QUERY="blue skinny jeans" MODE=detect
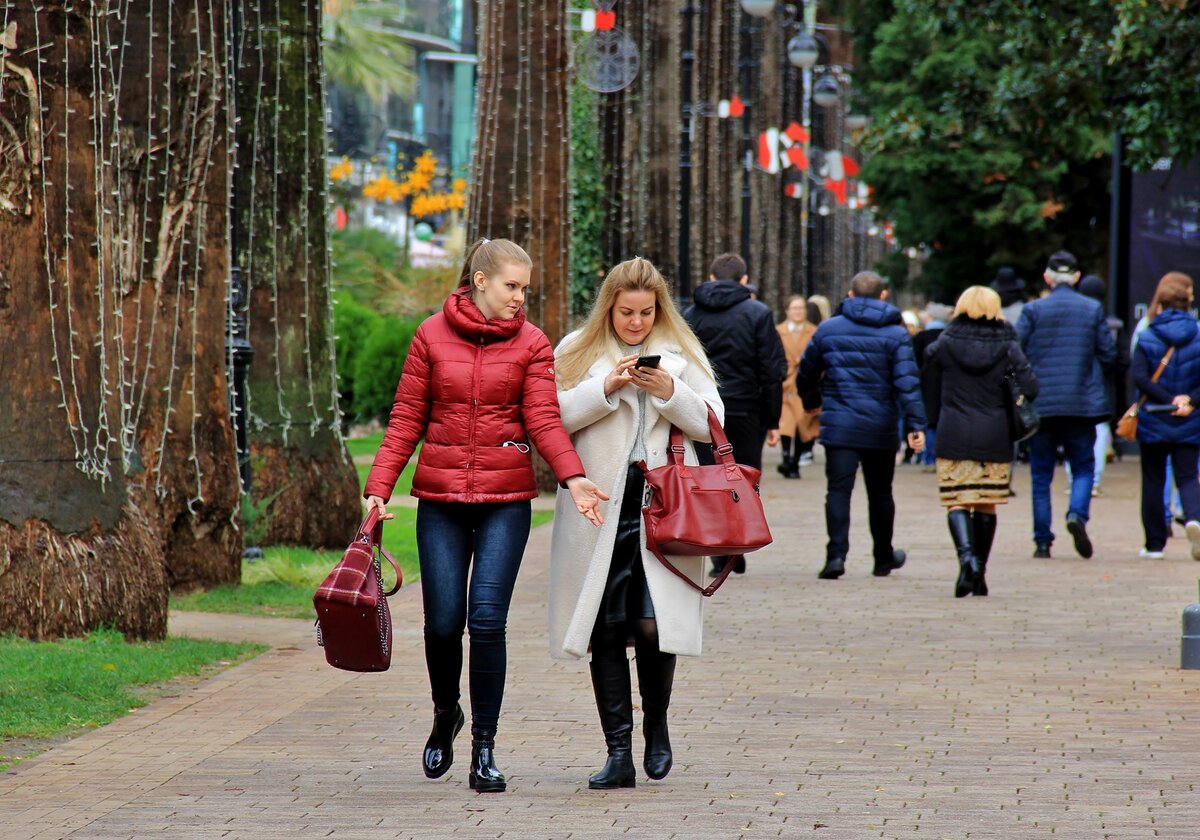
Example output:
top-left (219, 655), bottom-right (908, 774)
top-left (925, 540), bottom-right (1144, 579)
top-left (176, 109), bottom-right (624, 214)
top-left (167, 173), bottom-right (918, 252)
top-left (415, 499), bottom-right (531, 734)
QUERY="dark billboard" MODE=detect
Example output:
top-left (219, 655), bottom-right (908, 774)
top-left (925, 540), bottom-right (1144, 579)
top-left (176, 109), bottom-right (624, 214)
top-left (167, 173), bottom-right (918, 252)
top-left (1126, 158), bottom-right (1200, 327)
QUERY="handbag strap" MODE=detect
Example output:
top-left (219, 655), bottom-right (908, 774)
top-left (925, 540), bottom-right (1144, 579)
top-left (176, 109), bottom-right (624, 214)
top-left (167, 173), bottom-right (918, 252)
top-left (1135, 346), bottom-right (1176, 411)
top-left (356, 508), bottom-right (402, 596)
top-left (642, 529), bottom-right (737, 597)
top-left (668, 406), bottom-right (738, 477)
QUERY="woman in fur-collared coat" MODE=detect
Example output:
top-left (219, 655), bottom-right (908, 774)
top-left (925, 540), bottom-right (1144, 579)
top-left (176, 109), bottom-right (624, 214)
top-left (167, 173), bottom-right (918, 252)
top-left (550, 257), bottom-right (723, 791)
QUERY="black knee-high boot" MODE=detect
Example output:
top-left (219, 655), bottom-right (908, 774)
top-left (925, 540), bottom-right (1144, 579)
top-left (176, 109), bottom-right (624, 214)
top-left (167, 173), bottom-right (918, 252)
top-left (777, 436), bottom-right (793, 475)
top-left (634, 635), bottom-right (676, 780)
top-left (972, 512), bottom-right (997, 596)
top-left (588, 658), bottom-right (636, 788)
top-left (947, 508), bottom-right (979, 598)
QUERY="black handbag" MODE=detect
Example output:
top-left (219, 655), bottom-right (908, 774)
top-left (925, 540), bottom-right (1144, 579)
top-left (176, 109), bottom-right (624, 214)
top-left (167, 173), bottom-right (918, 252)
top-left (1003, 370), bottom-right (1039, 442)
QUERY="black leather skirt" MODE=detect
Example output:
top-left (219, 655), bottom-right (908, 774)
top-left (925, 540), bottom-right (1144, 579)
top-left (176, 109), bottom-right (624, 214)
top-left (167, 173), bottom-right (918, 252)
top-left (596, 463), bottom-right (656, 625)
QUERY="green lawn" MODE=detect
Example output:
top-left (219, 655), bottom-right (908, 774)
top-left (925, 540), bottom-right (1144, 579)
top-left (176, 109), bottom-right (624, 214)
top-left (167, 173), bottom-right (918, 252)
top-left (173, 508), bottom-right (554, 620)
top-left (0, 629), bottom-right (262, 771)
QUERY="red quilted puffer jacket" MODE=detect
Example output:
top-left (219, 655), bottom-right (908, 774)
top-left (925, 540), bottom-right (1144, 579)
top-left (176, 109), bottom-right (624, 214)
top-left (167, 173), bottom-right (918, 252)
top-left (364, 290), bottom-right (585, 503)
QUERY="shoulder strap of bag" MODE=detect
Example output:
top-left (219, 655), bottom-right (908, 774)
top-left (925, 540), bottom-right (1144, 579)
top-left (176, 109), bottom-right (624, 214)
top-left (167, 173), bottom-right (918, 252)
top-left (668, 406), bottom-right (733, 467)
top-left (1151, 346), bottom-right (1175, 383)
top-left (1134, 346), bottom-right (1176, 412)
top-left (358, 508), bottom-right (402, 596)
top-left (644, 537), bottom-right (737, 597)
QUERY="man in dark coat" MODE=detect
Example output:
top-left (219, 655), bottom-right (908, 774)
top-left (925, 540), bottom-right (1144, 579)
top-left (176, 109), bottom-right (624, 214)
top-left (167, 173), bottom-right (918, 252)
top-left (797, 271), bottom-right (928, 580)
top-left (684, 252), bottom-right (787, 575)
top-left (1016, 251), bottom-right (1117, 559)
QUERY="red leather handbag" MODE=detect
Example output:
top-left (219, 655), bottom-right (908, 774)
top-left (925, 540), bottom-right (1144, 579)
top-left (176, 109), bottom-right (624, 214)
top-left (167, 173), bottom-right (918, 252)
top-left (314, 508), bottom-right (402, 672)
top-left (639, 406), bottom-right (773, 596)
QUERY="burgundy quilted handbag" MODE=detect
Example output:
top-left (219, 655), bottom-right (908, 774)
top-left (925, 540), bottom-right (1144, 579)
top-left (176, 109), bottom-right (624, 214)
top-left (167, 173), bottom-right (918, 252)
top-left (314, 508), bottom-right (402, 672)
top-left (638, 406), bottom-right (773, 596)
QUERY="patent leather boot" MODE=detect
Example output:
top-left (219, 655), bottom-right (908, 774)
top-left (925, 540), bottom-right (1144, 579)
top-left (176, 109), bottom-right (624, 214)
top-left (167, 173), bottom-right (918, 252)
top-left (588, 659), bottom-right (636, 789)
top-left (467, 730), bottom-right (506, 792)
top-left (972, 512), bottom-right (997, 597)
top-left (636, 646), bottom-right (676, 780)
top-left (422, 703), bottom-right (464, 778)
top-left (948, 509), bottom-right (979, 598)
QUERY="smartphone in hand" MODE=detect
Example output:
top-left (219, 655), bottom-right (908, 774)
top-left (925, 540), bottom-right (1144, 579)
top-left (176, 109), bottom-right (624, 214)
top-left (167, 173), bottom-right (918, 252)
top-left (635, 355), bottom-right (661, 369)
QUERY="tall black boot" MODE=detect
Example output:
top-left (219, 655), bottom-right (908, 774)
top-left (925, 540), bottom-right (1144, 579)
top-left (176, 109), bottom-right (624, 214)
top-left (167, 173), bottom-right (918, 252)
top-left (777, 436), bottom-right (793, 476)
top-left (422, 703), bottom-right (464, 778)
top-left (972, 512), bottom-right (997, 597)
top-left (947, 508), bottom-right (979, 598)
top-left (635, 642), bottom-right (676, 780)
top-left (588, 658), bottom-right (636, 789)
top-left (467, 729), bottom-right (506, 792)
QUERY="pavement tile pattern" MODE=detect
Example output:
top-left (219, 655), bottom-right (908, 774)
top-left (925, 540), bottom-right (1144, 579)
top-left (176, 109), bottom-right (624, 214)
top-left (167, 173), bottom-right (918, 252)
top-left (2, 455), bottom-right (1199, 839)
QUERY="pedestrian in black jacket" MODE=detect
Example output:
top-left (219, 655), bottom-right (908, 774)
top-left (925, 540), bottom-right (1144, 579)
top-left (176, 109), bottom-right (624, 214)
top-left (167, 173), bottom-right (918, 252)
top-left (684, 252), bottom-right (787, 576)
top-left (922, 286), bottom-right (1038, 597)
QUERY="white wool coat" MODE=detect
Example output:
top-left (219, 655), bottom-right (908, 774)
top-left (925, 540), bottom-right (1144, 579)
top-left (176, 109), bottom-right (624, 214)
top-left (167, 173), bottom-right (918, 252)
top-left (548, 330), bottom-right (724, 660)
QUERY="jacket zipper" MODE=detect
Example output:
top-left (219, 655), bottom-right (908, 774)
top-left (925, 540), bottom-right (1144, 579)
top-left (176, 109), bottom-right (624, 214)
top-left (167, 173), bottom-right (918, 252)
top-left (468, 336), bottom-right (484, 497)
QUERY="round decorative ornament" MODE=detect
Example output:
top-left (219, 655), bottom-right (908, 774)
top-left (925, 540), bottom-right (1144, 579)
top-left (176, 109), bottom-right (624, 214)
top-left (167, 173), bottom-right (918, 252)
top-left (414, 221), bottom-right (434, 241)
top-left (575, 26), bottom-right (640, 93)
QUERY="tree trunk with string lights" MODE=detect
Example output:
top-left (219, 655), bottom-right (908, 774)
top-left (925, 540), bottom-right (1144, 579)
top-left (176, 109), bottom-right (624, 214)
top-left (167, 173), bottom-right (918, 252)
top-left (470, 0), bottom-right (572, 492)
top-left (0, 2), bottom-right (241, 637)
top-left (238, 0), bottom-right (361, 548)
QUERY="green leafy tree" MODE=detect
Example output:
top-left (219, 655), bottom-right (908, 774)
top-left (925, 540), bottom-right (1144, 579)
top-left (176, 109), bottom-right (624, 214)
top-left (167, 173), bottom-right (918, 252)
top-left (838, 0), bottom-right (1200, 298)
top-left (323, 0), bottom-right (416, 103)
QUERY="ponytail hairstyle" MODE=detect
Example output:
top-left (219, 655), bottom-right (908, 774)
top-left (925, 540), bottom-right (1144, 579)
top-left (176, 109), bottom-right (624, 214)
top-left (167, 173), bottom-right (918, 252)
top-left (457, 238), bottom-right (533, 297)
top-left (555, 257), bottom-right (714, 390)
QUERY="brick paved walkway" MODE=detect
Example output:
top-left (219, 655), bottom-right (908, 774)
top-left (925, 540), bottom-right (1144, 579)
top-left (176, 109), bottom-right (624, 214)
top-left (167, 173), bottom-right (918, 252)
top-left (4, 453), bottom-right (1199, 839)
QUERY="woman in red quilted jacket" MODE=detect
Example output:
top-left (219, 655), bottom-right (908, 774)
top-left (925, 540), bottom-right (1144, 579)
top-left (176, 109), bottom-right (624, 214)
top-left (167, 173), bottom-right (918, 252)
top-left (364, 238), bottom-right (608, 793)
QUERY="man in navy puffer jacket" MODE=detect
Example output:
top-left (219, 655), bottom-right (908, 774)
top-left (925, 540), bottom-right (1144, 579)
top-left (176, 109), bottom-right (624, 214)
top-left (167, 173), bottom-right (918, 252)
top-left (1016, 250), bottom-right (1117, 560)
top-left (797, 271), bottom-right (927, 580)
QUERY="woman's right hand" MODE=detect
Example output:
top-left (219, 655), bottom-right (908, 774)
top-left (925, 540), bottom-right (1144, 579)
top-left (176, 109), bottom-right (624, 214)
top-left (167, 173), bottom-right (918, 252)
top-left (366, 495), bottom-right (395, 521)
top-left (604, 354), bottom-right (640, 397)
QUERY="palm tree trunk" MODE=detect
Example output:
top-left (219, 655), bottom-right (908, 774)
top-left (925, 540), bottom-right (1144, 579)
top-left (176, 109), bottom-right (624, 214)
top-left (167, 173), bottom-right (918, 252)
top-left (237, 0), bottom-right (361, 548)
top-left (0, 1), bottom-right (240, 637)
top-left (469, 0), bottom-right (571, 347)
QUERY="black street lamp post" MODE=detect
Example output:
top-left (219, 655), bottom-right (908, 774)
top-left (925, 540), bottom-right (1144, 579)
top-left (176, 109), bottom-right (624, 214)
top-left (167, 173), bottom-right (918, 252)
top-left (228, 0), bottom-right (254, 495)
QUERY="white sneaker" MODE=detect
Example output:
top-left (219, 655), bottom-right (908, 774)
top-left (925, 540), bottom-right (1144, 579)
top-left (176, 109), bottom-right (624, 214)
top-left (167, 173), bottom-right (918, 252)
top-left (1139, 548), bottom-right (1165, 559)
top-left (1186, 520), bottom-right (1200, 561)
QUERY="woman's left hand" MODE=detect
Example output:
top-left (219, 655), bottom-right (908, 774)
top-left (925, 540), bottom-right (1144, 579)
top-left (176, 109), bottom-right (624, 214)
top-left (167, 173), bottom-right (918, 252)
top-left (1172, 395), bottom-right (1194, 417)
top-left (629, 364), bottom-right (674, 400)
top-left (565, 476), bottom-right (610, 527)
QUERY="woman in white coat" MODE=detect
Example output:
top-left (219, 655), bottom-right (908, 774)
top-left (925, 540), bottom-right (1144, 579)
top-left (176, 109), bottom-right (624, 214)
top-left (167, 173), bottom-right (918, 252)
top-left (550, 258), bottom-right (723, 789)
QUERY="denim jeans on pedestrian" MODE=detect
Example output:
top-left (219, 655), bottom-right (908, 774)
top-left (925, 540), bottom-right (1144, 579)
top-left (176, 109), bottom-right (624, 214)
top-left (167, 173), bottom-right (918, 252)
top-left (1027, 419), bottom-right (1097, 546)
top-left (415, 499), bottom-right (531, 734)
top-left (823, 445), bottom-right (897, 565)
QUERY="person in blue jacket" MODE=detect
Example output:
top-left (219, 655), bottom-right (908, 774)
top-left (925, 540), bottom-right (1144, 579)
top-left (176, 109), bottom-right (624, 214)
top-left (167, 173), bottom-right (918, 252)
top-left (797, 271), bottom-right (927, 580)
top-left (1016, 251), bottom-right (1117, 560)
top-left (1131, 271), bottom-right (1200, 560)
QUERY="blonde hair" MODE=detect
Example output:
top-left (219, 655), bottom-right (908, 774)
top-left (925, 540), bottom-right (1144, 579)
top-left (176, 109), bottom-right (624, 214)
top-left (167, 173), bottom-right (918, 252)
top-left (808, 294), bottom-right (832, 322)
top-left (457, 238), bottom-right (533, 295)
top-left (953, 285), bottom-right (1003, 320)
top-left (555, 258), bottom-right (714, 389)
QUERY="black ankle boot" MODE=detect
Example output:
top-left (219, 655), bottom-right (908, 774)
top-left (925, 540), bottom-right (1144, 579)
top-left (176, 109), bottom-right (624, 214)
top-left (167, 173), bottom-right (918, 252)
top-left (777, 437), bottom-right (793, 475)
top-left (422, 703), bottom-right (464, 778)
top-left (468, 730), bottom-right (506, 792)
top-left (635, 647), bottom-right (676, 780)
top-left (947, 509), bottom-right (979, 598)
top-left (972, 512), bottom-right (997, 597)
top-left (588, 659), bottom-right (636, 789)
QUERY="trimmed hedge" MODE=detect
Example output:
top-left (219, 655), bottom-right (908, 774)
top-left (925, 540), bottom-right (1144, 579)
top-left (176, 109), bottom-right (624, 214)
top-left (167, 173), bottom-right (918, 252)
top-left (333, 295), bottom-right (422, 425)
